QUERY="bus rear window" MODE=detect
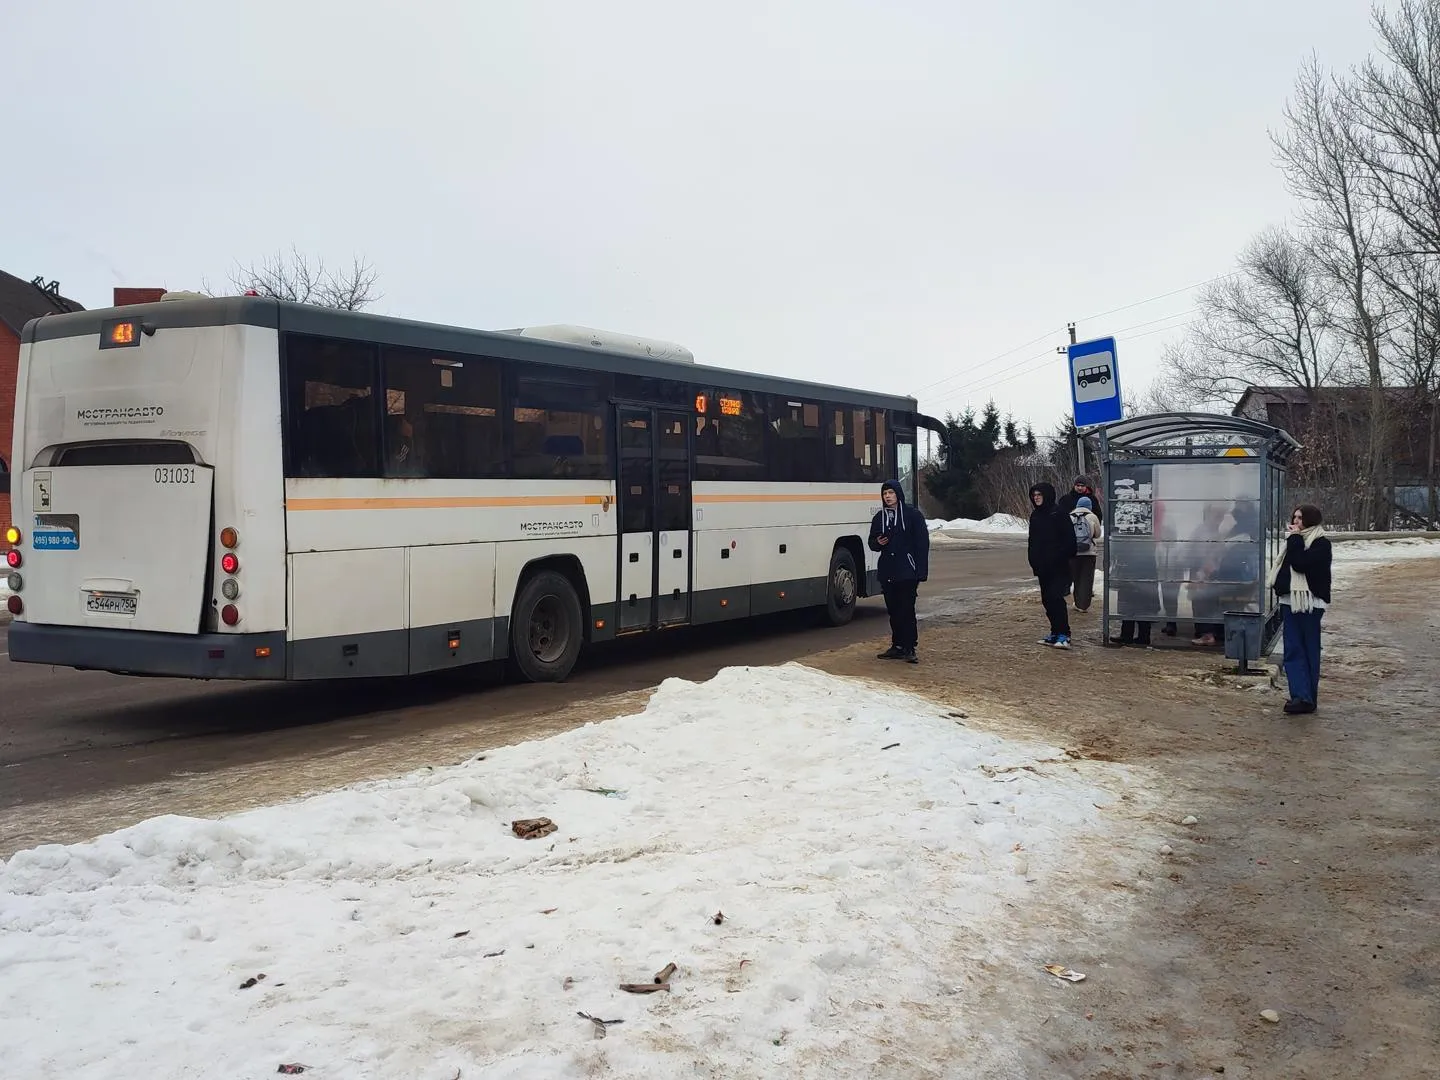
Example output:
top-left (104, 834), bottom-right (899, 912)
top-left (43, 440), bottom-right (199, 467)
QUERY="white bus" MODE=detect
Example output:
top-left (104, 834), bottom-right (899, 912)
top-left (4, 295), bottom-right (941, 683)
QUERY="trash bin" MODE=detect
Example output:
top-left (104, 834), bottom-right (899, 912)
top-left (1223, 610), bottom-right (1263, 673)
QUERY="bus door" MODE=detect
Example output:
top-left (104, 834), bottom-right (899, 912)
top-left (616, 405), bottom-right (693, 631)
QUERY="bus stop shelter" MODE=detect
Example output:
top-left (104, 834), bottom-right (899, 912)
top-left (1095, 412), bottom-right (1301, 657)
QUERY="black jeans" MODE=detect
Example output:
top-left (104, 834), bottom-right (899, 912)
top-left (882, 580), bottom-right (919, 650)
top-left (1039, 573), bottom-right (1072, 637)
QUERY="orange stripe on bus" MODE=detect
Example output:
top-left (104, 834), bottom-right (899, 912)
top-left (693, 493), bottom-right (877, 504)
top-left (286, 495), bottom-right (610, 511)
top-left (286, 492), bottom-right (881, 511)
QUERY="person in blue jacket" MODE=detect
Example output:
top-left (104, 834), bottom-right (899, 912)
top-left (868, 479), bottom-right (929, 663)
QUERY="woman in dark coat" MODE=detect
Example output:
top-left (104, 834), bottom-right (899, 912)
top-left (1267, 504), bottom-right (1332, 714)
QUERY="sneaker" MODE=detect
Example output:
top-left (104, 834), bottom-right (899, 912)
top-left (1283, 698), bottom-right (1316, 715)
top-left (877, 646), bottom-right (906, 660)
top-left (1039, 634), bottom-right (1058, 646)
top-left (903, 648), bottom-right (918, 664)
top-left (1051, 635), bottom-right (1072, 649)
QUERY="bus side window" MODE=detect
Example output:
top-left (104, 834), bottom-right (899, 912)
top-left (283, 335), bottom-right (380, 478)
top-left (380, 346), bottom-right (503, 479)
top-left (694, 391), bottom-right (766, 482)
top-left (766, 396), bottom-right (825, 483)
top-left (513, 365), bottom-right (610, 480)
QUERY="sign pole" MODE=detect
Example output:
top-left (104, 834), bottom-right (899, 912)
top-left (1067, 323), bottom-right (1083, 477)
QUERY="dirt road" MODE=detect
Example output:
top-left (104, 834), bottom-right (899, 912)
top-left (807, 548), bottom-right (1440, 1077)
top-left (0, 536), bottom-right (1031, 856)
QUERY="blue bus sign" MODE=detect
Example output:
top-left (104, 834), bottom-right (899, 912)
top-left (1067, 335), bottom-right (1122, 428)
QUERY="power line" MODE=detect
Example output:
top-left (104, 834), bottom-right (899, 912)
top-left (923, 311), bottom-right (1200, 412)
top-left (925, 349), bottom-right (1060, 410)
top-left (1110, 307), bottom-right (1197, 336)
top-left (910, 325), bottom-right (1065, 396)
top-left (910, 273), bottom-right (1231, 401)
top-left (1074, 272), bottom-right (1236, 324)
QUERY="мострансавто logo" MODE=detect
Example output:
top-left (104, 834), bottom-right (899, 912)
top-left (76, 405), bottom-right (164, 426)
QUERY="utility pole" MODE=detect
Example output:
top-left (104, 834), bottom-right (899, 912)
top-left (1056, 322), bottom-right (1085, 478)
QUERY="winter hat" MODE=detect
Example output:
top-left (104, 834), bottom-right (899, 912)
top-left (1073, 475), bottom-right (1093, 489)
top-left (1076, 496), bottom-right (1092, 510)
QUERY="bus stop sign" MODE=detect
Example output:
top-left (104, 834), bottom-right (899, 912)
top-left (1067, 335), bottom-right (1123, 428)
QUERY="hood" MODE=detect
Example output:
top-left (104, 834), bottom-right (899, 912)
top-left (1030, 481), bottom-right (1057, 512)
top-left (878, 479), bottom-right (908, 532)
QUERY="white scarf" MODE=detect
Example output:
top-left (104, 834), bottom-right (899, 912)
top-left (1267, 524), bottom-right (1326, 613)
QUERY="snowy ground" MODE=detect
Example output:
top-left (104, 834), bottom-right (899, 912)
top-left (0, 665), bottom-right (1139, 1079)
top-left (925, 512), bottom-right (1026, 534)
top-left (1331, 535), bottom-right (1440, 569)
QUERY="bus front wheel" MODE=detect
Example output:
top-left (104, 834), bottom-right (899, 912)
top-left (823, 546), bottom-right (859, 626)
top-left (510, 570), bottom-right (584, 683)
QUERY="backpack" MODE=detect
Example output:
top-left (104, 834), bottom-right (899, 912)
top-left (1070, 511), bottom-right (1093, 553)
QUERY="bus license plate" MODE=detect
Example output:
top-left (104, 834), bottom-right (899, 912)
top-left (86, 592), bottom-right (137, 615)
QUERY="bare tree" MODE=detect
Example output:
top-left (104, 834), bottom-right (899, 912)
top-left (1273, 54), bottom-right (1392, 525)
top-left (1383, 252), bottom-right (1440, 520)
top-left (1136, 357), bottom-right (1217, 414)
top-left (1167, 227), bottom-right (1347, 406)
top-left (1349, 0), bottom-right (1440, 263)
top-left (227, 247), bottom-right (381, 310)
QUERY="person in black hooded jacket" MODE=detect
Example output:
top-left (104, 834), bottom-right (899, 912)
top-left (1028, 481), bottom-right (1079, 647)
top-left (868, 479), bottom-right (929, 662)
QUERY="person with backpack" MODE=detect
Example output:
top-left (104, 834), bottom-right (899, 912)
top-left (1067, 495), bottom-right (1102, 612)
top-left (869, 479), bottom-right (929, 663)
top-left (1028, 481), bottom-right (1079, 648)
top-left (1058, 475), bottom-right (1104, 526)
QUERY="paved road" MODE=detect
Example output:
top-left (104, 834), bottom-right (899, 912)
top-left (0, 538), bottom-right (1031, 819)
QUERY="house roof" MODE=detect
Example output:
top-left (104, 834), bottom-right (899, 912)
top-left (0, 270), bottom-right (85, 337)
top-left (1233, 384), bottom-right (1414, 415)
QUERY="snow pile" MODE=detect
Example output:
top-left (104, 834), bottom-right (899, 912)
top-left (0, 664), bottom-right (1128, 1078)
top-left (1333, 536), bottom-right (1440, 570)
top-left (926, 512), bottom-right (1027, 534)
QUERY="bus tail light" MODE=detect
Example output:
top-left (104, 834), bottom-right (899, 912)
top-left (5, 550), bottom-right (19, 569)
top-left (220, 527), bottom-right (239, 549)
top-left (221, 578), bottom-right (240, 600)
top-left (6, 572), bottom-right (21, 591)
top-left (3, 525), bottom-right (19, 545)
top-left (6, 595), bottom-right (20, 616)
top-left (220, 552), bottom-right (240, 575)
top-left (221, 604), bottom-right (240, 626)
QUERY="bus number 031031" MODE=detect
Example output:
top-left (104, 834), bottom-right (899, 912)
top-left (154, 466), bottom-right (196, 484)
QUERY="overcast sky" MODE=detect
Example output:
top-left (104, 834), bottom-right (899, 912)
top-left (3, 1), bottom-right (1379, 438)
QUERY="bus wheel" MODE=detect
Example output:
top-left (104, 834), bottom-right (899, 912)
top-left (823, 546), bottom-right (859, 626)
top-left (510, 570), bottom-right (583, 682)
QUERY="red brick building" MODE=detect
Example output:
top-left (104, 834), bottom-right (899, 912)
top-left (1, 271), bottom-right (86, 544)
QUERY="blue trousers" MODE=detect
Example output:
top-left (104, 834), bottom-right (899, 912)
top-left (1282, 606), bottom-right (1324, 704)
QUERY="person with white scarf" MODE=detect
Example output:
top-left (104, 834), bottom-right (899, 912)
top-left (1267, 504), bottom-right (1333, 715)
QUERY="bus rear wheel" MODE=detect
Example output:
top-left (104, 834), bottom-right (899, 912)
top-left (510, 570), bottom-right (584, 683)
top-left (823, 546), bottom-right (859, 626)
